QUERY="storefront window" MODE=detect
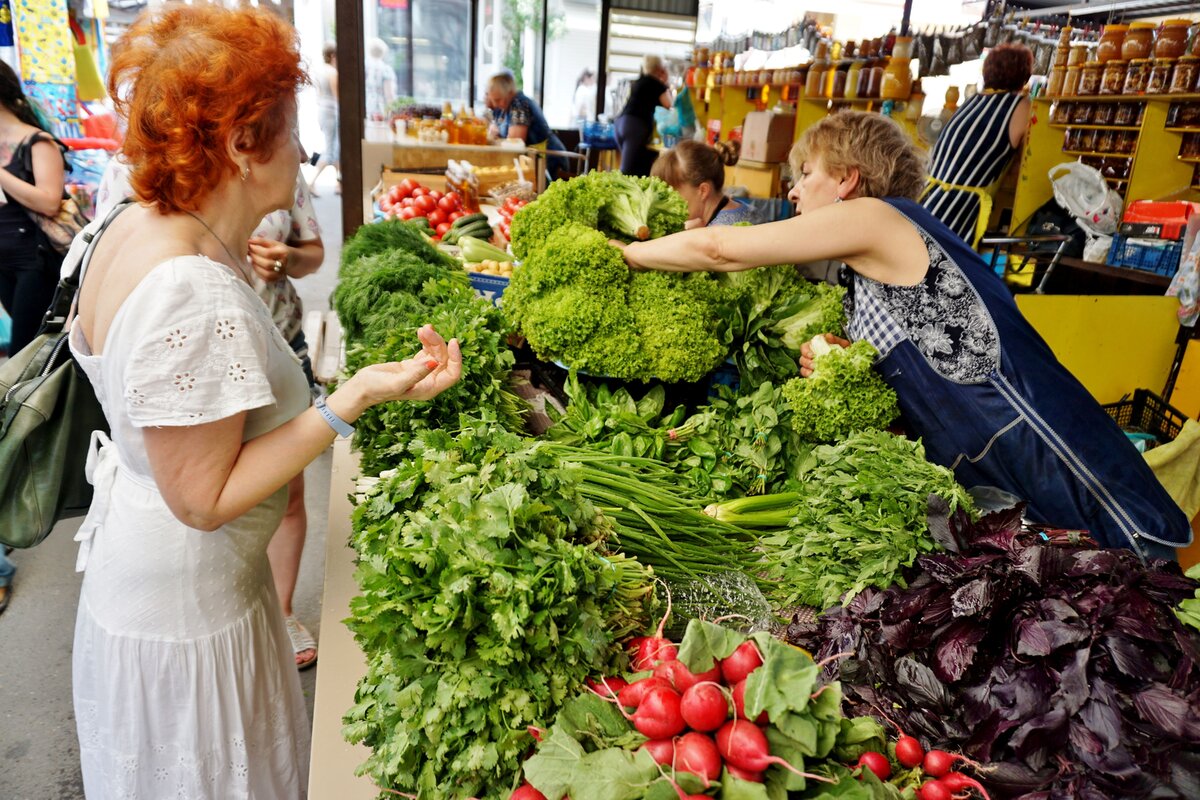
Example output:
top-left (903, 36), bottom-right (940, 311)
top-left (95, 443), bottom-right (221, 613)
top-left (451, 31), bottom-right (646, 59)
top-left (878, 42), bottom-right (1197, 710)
top-left (476, 0), bottom-right (548, 109)
top-left (542, 0), bottom-right (601, 128)
top-left (371, 0), bottom-right (471, 113)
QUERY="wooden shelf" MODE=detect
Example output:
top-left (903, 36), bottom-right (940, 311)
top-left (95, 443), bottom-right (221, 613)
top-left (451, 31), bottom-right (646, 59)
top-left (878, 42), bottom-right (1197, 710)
top-left (1050, 123), bottom-right (1140, 131)
top-left (1044, 94), bottom-right (1147, 103)
top-left (1166, 127), bottom-right (1200, 133)
top-left (1063, 149), bottom-right (1135, 159)
top-left (1179, 155), bottom-right (1200, 163)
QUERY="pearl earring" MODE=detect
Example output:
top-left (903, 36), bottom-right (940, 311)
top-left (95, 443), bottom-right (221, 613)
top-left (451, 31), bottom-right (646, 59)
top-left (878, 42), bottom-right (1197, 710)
top-left (241, 167), bottom-right (249, 181)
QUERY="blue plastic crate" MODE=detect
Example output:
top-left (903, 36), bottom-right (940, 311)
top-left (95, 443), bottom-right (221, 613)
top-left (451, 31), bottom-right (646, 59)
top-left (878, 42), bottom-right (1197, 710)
top-left (467, 271), bottom-right (509, 307)
top-left (1107, 234), bottom-right (1184, 277)
top-left (582, 121), bottom-right (617, 148)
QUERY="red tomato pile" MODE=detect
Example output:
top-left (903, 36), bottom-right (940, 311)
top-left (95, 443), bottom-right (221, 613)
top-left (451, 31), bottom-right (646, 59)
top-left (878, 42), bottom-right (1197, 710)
top-left (495, 195), bottom-right (528, 241)
top-left (379, 178), bottom-right (467, 240)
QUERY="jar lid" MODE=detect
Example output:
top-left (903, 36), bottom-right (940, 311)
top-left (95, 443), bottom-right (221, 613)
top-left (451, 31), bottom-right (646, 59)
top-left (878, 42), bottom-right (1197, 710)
top-left (1128, 22), bottom-right (1156, 30)
top-left (1084, 61), bottom-right (1103, 68)
top-left (1103, 24), bottom-right (1128, 32)
top-left (1163, 19), bottom-right (1192, 27)
top-left (1105, 59), bottom-right (1128, 66)
top-left (1179, 56), bottom-right (1200, 63)
top-left (1128, 58), bottom-right (1151, 65)
top-left (1153, 58), bottom-right (1176, 65)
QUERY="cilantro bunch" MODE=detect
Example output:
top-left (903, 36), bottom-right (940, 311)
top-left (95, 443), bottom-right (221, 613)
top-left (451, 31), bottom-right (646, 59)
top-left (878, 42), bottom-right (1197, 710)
top-left (343, 423), bottom-right (656, 799)
top-left (782, 339), bottom-right (899, 443)
top-left (504, 223), bottom-right (729, 383)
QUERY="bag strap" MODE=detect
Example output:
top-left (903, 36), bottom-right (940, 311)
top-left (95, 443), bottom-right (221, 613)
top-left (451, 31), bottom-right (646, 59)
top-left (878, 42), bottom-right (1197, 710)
top-left (39, 200), bottom-right (134, 336)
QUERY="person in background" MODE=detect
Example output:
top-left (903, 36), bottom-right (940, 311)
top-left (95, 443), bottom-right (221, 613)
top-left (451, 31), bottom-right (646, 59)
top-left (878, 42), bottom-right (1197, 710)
top-left (96, 142), bottom-right (326, 675)
top-left (921, 43), bottom-right (1033, 247)
top-left (69, 6), bottom-right (461, 796)
top-left (486, 71), bottom-right (568, 182)
top-left (365, 37), bottom-right (397, 122)
top-left (651, 139), bottom-right (757, 228)
top-left (0, 59), bottom-right (68, 355)
top-left (310, 41), bottom-right (340, 195)
top-left (0, 547), bottom-right (13, 614)
top-left (616, 111), bottom-right (1189, 562)
top-left (614, 54), bottom-right (672, 177)
top-left (573, 68), bottom-right (597, 127)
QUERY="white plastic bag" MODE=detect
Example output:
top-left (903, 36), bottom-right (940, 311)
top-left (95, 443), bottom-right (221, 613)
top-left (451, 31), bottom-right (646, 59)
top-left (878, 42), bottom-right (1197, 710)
top-left (1084, 234), bottom-right (1113, 263)
top-left (1049, 162), bottom-right (1122, 236)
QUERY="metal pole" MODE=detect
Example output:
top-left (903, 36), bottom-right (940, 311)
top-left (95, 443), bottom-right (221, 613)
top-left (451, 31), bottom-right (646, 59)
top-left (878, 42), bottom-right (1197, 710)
top-left (596, 0), bottom-right (611, 121)
top-left (539, 0), bottom-right (549, 106)
top-left (335, 0), bottom-right (365, 240)
top-left (900, 0), bottom-right (914, 37)
top-left (469, 0), bottom-right (479, 107)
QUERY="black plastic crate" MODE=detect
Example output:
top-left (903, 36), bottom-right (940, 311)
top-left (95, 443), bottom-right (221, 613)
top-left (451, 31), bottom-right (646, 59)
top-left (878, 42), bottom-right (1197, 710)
top-left (1102, 389), bottom-right (1189, 444)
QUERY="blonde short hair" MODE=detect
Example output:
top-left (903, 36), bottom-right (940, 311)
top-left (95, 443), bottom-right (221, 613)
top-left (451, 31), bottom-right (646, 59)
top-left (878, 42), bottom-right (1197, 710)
top-left (790, 111), bottom-right (927, 201)
top-left (488, 71), bottom-right (516, 96)
top-left (642, 55), bottom-right (664, 76)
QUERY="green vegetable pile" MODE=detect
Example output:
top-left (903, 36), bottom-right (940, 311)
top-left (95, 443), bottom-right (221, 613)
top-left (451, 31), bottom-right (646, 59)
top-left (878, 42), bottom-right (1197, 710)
top-left (781, 340), bottom-right (899, 443)
top-left (746, 429), bottom-right (975, 610)
top-left (333, 219), bottom-right (526, 474)
top-left (508, 171), bottom-right (688, 260)
top-left (1177, 563), bottom-right (1200, 631)
top-left (505, 223), bottom-right (730, 383)
top-left (343, 423), bottom-right (656, 799)
top-left (718, 266), bottom-right (847, 386)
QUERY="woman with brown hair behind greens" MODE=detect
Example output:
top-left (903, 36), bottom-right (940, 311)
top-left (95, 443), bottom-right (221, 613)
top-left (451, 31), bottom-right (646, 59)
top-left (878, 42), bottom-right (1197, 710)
top-left (652, 139), bottom-right (758, 228)
top-left (616, 111), bottom-right (1189, 562)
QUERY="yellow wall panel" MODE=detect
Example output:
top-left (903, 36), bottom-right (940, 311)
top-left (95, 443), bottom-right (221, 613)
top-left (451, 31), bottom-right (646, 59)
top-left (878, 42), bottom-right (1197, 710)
top-left (1015, 295), bottom-right (1181, 404)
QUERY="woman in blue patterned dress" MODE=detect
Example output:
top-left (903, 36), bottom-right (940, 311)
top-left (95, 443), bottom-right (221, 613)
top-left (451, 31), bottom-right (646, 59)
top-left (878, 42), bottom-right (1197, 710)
top-left (616, 111), bottom-right (1190, 562)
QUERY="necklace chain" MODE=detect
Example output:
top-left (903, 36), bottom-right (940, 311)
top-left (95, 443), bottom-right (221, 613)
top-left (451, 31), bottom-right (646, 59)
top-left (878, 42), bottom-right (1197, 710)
top-left (184, 210), bottom-right (250, 284)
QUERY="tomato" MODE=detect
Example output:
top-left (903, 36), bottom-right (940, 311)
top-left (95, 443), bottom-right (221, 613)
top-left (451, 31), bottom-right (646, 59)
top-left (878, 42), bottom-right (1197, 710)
top-left (398, 177), bottom-right (418, 195)
top-left (380, 199), bottom-right (394, 213)
top-left (427, 209), bottom-right (446, 227)
top-left (429, 190), bottom-right (442, 200)
top-left (435, 221), bottom-right (452, 236)
top-left (437, 195), bottom-right (457, 212)
top-left (398, 207), bottom-right (418, 220)
top-left (448, 210), bottom-right (464, 222)
top-left (416, 195), bottom-right (437, 214)
top-left (398, 197), bottom-right (413, 208)
top-left (411, 186), bottom-right (429, 198)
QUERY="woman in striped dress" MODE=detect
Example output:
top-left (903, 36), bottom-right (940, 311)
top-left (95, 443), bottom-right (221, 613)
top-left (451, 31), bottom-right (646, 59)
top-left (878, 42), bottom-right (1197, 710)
top-left (921, 44), bottom-right (1033, 245)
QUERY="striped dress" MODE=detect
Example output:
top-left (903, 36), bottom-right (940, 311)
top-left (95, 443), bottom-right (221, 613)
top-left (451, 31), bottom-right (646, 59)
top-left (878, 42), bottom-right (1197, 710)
top-left (921, 91), bottom-right (1025, 243)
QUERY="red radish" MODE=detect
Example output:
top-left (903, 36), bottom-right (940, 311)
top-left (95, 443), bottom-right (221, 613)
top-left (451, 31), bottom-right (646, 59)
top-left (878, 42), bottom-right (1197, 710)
top-left (617, 676), bottom-right (669, 709)
top-left (923, 750), bottom-right (984, 778)
top-left (917, 781), bottom-right (952, 800)
top-left (731, 679), bottom-right (768, 725)
top-left (509, 783), bottom-right (547, 800)
top-left (939, 772), bottom-right (992, 799)
top-left (674, 732), bottom-right (723, 784)
top-left (715, 720), bottom-right (834, 783)
top-left (856, 751), bottom-right (891, 781)
top-left (632, 589), bottom-right (678, 670)
top-left (720, 641), bottom-right (763, 685)
top-left (639, 738), bottom-right (675, 766)
top-left (586, 676), bottom-right (628, 699)
top-left (680, 682), bottom-right (730, 732)
top-left (526, 725), bottom-right (544, 743)
top-left (655, 660), bottom-right (717, 693)
top-left (895, 735), bottom-right (925, 769)
top-left (725, 764), bottom-right (764, 782)
top-left (633, 686), bottom-right (686, 739)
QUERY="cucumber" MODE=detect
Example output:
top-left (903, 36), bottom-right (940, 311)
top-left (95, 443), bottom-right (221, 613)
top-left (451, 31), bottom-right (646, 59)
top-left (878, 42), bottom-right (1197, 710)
top-left (457, 222), bottom-right (494, 239)
top-left (450, 212), bottom-right (488, 230)
top-left (442, 227), bottom-right (461, 246)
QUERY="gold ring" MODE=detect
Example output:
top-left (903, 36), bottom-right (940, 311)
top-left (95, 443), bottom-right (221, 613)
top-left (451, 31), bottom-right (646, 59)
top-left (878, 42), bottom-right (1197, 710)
top-left (273, 260), bottom-right (283, 273)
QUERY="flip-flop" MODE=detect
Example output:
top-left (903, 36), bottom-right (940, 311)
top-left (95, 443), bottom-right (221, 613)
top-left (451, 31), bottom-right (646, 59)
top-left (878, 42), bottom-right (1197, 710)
top-left (285, 615), bottom-right (318, 670)
top-left (0, 584), bottom-right (10, 615)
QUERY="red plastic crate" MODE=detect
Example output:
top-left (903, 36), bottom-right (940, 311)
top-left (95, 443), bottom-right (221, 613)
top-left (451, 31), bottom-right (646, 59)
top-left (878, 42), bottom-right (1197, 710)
top-left (1120, 200), bottom-right (1200, 241)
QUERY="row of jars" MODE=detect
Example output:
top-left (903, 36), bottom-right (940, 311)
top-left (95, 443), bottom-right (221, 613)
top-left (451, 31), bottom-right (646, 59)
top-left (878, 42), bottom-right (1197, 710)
top-left (1181, 132), bottom-right (1200, 159)
top-left (1049, 100), bottom-right (1146, 127)
top-left (1062, 128), bottom-right (1138, 155)
top-left (1167, 102), bottom-right (1200, 128)
top-left (1095, 20), bottom-right (1195, 63)
top-left (803, 58), bottom-right (912, 100)
top-left (1052, 55), bottom-right (1200, 97)
top-left (1078, 155), bottom-right (1132, 184)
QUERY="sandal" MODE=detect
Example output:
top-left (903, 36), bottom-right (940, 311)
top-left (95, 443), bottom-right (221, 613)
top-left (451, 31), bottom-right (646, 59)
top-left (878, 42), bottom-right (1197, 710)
top-left (0, 584), bottom-right (10, 615)
top-left (285, 615), bottom-right (318, 670)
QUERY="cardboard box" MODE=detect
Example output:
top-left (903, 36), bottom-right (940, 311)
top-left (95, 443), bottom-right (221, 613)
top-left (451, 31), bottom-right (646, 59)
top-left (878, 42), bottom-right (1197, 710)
top-left (740, 111), bottom-right (796, 163)
top-left (725, 160), bottom-right (783, 199)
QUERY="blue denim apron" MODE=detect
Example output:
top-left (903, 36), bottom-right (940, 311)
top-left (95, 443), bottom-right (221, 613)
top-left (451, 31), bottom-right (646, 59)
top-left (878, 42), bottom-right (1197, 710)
top-left (844, 198), bottom-right (1190, 559)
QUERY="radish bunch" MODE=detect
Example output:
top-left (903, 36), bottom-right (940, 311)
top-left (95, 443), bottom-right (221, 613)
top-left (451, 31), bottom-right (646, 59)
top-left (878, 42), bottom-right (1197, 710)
top-left (852, 714), bottom-right (992, 799)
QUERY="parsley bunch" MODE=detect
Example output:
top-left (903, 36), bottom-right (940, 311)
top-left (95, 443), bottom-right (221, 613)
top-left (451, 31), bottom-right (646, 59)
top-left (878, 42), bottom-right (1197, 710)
top-left (343, 423), bottom-right (656, 799)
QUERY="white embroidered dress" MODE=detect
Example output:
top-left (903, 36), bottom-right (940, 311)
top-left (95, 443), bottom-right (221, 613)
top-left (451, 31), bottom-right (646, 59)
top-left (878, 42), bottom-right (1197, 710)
top-left (68, 255), bottom-right (311, 799)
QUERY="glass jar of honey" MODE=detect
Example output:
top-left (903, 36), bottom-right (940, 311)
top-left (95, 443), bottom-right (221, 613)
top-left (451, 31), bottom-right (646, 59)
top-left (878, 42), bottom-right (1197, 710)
top-left (1156, 19), bottom-right (1190, 59)
top-left (1070, 102), bottom-right (1095, 124)
top-left (1079, 62), bottom-right (1103, 95)
top-left (1093, 103), bottom-right (1116, 125)
top-left (1170, 56), bottom-right (1198, 93)
top-left (1064, 66), bottom-right (1082, 96)
top-left (1123, 59), bottom-right (1151, 94)
top-left (1100, 60), bottom-right (1127, 95)
top-left (1148, 59), bottom-right (1173, 94)
top-left (1097, 24), bottom-right (1127, 63)
top-left (1121, 22), bottom-right (1155, 61)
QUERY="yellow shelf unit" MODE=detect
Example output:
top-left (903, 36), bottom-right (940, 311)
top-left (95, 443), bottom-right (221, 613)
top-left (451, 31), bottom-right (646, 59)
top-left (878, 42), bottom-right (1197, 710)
top-left (1011, 96), bottom-right (1200, 234)
top-left (1050, 123), bottom-right (1141, 131)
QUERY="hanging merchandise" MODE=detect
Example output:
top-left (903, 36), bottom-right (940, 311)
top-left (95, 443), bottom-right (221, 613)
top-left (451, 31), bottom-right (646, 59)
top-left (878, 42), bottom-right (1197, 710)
top-left (963, 25), bottom-right (984, 62)
top-left (0, 0), bottom-right (13, 50)
top-left (12, 0), bottom-right (81, 138)
top-left (69, 16), bottom-right (103, 102)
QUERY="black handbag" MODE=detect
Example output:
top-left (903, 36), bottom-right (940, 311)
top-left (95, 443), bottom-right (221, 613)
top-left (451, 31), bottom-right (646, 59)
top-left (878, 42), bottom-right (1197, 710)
top-left (0, 202), bottom-right (131, 548)
top-left (14, 133), bottom-right (90, 254)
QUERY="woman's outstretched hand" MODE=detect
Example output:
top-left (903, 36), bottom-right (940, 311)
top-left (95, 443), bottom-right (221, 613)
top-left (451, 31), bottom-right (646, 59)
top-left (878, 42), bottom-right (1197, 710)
top-left (798, 333), bottom-right (852, 377)
top-left (354, 325), bottom-right (463, 404)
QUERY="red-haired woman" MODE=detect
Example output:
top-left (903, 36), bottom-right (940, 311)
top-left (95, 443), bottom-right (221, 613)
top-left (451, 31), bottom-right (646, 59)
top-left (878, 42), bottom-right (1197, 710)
top-left (921, 44), bottom-right (1034, 246)
top-left (67, 6), bottom-right (461, 796)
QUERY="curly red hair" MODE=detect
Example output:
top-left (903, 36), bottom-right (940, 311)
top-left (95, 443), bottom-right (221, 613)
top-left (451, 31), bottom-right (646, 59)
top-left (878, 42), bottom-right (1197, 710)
top-left (983, 44), bottom-right (1033, 93)
top-left (108, 4), bottom-right (307, 213)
